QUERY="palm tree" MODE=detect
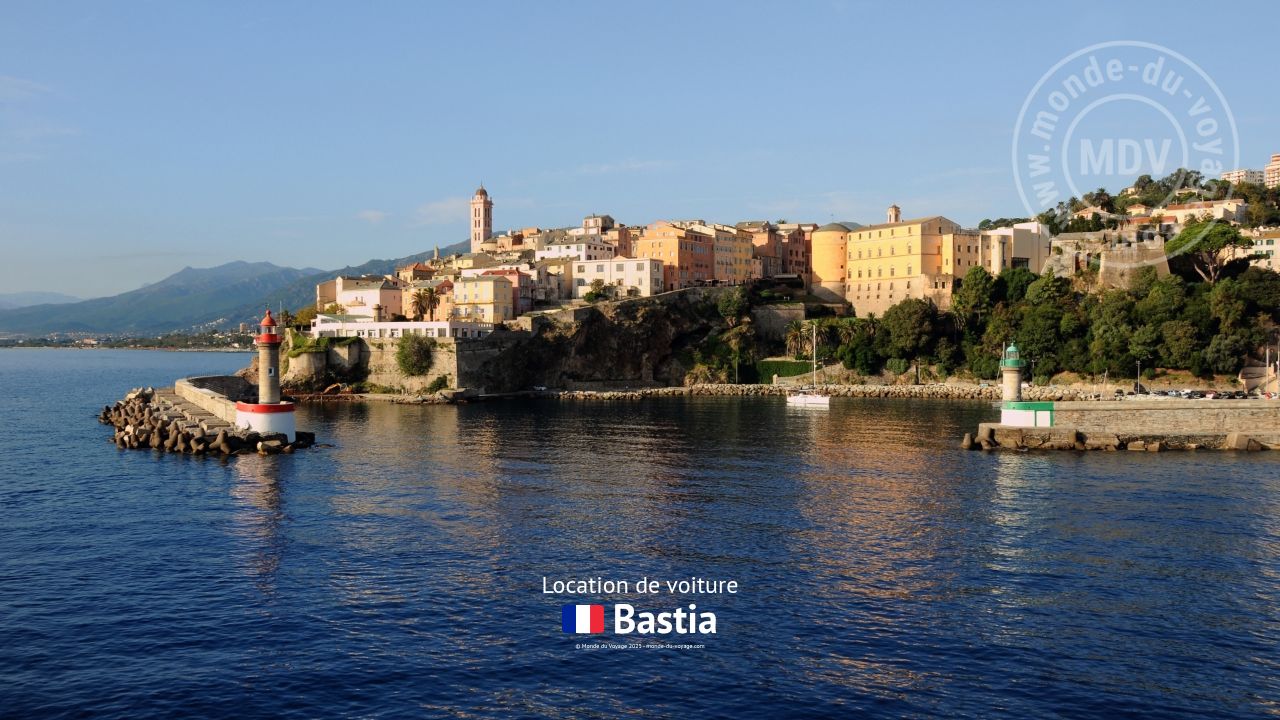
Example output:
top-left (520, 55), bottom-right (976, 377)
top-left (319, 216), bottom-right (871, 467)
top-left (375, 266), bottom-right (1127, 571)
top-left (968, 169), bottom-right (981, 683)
top-left (411, 288), bottom-right (440, 321)
top-left (410, 290), bottom-right (428, 321)
top-left (421, 287), bottom-right (440, 321)
top-left (785, 320), bottom-right (806, 359)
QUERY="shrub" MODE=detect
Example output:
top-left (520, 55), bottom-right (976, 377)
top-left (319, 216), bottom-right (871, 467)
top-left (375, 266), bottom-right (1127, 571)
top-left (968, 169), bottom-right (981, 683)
top-left (426, 375), bottom-right (450, 393)
top-left (885, 357), bottom-right (910, 375)
top-left (755, 359), bottom-right (812, 379)
top-left (396, 335), bottom-right (436, 376)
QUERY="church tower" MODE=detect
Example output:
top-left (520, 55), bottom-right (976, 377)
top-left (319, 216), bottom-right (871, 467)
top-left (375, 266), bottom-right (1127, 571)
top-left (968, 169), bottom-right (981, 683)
top-left (470, 185), bottom-right (493, 253)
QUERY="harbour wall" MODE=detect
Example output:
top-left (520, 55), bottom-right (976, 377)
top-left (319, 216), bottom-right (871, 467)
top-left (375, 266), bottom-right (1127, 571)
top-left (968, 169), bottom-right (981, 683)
top-left (971, 398), bottom-right (1280, 451)
top-left (1053, 399), bottom-right (1280, 435)
top-left (175, 375), bottom-right (255, 424)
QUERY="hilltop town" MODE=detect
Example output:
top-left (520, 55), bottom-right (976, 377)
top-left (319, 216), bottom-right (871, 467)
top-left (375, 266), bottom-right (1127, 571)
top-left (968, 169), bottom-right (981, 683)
top-left (286, 156), bottom-right (1280, 396)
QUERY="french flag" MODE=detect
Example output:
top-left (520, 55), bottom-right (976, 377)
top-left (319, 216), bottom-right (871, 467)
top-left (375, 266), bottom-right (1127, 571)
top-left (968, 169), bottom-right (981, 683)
top-left (561, 604), bottom-right (605, 633)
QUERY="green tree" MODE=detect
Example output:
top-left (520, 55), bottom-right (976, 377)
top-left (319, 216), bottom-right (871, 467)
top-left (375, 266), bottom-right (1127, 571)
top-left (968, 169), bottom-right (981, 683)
top-left (584, 279), bottom-right (608, 303)
top-left (953, 266), bottom-right (996, 328)
top-left (294, 305), bottom-right (318, 328)
top-left (395, 334), bottom-right (436, 376)
top-left (717, 287), bottom-right (748, 327)
top-left (997, 267), bottom-right (1037, 304)
top-left (1166, 219), bottom-right (1254, 284)
top-left (880, 298), bottom-right (936, 359)
top-left (1158, 319), bottom-right (1199, 368)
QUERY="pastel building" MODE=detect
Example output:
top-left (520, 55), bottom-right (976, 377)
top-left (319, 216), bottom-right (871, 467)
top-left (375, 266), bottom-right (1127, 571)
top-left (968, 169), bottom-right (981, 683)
top-left (401, 277), bottom-right (454, 321)
top-left (814, 205), bottom-right (1053, 316)
top-left (1267, 154), bottom-right (1280, 189)
top-left (1221, 168), bottom-right (1265, 186)
top-left (675, 222), bottom-right (754, 285)
top-left (810, 222), bottom-right (852, 302)
top-left (480, 268), bottom-right (534, 316)
top-left (634, 221), bottom-right (715, 291)
top-left (1160, 199), bottom-right (1248, 224)
top-left (453, 275), bottom-right (514, 322)
top-left (534, 234), bottom-right (616, 262)
top-left (742, 221), bottom-right (811, 285)
top-left (572, 257), bottom-right (665, 299)
top-left (316, 275), bottom-right (406, 318)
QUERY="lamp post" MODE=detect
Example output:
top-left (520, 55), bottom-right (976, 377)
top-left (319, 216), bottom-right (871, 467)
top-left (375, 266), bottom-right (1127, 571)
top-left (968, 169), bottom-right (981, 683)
top-left (1136, 358), bottom-right (1142, 394)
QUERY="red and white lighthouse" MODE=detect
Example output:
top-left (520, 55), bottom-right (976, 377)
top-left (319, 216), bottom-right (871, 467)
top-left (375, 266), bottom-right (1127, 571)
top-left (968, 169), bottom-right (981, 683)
top-left (235, 309), bottom-right (296, 442)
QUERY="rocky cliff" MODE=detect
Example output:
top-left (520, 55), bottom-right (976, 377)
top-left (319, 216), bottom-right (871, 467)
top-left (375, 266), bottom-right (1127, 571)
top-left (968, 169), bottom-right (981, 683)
top-left (247, 289), bottom-right (736, 395)
top-left (463, 289), bottom-right (729, 393)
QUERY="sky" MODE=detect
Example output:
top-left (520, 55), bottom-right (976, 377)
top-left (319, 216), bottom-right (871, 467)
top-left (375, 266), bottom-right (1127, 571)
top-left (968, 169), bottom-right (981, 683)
top-left (2, 0), bottom-right (1277, 298)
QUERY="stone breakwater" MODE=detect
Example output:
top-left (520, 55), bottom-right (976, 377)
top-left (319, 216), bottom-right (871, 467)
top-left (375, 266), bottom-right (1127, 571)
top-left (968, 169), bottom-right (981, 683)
top-left (533, 383), bottom-right (1097, 402)
top-left (961, 424), bottom-right (1277, 452)
top-left (99, 386), bottom-right (315, 457)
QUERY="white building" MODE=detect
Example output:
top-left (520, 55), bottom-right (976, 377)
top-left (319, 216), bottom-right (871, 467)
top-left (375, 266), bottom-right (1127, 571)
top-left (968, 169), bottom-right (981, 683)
top-left (1161, 198), bottom-right (1247, 225)
top-left (975, 221), bottom-right (1053, 274)
top-left (1221, 168), bottom-right (1265, 186)
top-left (309, 315), bottom-right (495, 340)
top-left (572, 257), bottom-right (664, 299)
top-left (534, 234), bottom-right (615, 262)
top-left (320, 275), bottom-right (406, 319)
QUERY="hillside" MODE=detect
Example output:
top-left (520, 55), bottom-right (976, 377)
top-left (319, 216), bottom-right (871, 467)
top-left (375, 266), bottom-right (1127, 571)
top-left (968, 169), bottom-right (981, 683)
top-left (0, 291), bottom-right (81, 310)
top-left (0, 240), bottom-right (470, 336)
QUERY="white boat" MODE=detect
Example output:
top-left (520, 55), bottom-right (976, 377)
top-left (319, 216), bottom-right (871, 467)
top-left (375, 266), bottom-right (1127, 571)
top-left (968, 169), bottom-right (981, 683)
top-left (786, 390), bottom-right (830, 407)
top-left (786, 324), bottom-right (831, 407)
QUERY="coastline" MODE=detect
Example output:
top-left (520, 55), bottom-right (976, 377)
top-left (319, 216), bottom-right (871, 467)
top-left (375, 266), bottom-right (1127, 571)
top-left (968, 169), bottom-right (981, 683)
top-left (0, 346), bottom-right (252, 353)
top-left (298, 382), bottom-right (1103, 404)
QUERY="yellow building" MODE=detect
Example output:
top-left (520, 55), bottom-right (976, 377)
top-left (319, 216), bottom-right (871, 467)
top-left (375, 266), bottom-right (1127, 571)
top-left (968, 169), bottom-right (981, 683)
top-left (810, 222), bottom-right (852, 302)
top-left (844, 209), bottom-right (961, 316)
top-left (843, 206), bottom-right (1051, 316)
top-left (452, 275), bottom-right (513, 323)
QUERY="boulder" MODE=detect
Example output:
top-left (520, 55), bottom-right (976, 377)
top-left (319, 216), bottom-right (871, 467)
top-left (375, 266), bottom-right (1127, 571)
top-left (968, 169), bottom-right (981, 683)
top-left (1126, 441), bottom-right (1146, 451)
top-left (992, 427), bottom-right (1024, 449)
top-left (1224, 432), bottom-right (1253, 450)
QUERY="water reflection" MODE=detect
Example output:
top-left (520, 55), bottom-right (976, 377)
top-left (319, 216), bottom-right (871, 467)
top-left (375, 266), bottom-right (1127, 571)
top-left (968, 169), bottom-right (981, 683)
top-left (228, 455), bottom-right (286, 594)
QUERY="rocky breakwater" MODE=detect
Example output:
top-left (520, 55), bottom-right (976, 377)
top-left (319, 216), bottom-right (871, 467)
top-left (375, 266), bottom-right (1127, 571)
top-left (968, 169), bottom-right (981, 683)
top-left (98, 386), bottom-right (315, 457)
top-left (959, 424), bottom-right (1263, 452)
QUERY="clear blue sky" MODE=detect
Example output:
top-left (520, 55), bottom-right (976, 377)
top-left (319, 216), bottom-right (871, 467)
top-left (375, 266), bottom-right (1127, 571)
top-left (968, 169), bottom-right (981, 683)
top-left (2, 0), bottom-right (1277, 297)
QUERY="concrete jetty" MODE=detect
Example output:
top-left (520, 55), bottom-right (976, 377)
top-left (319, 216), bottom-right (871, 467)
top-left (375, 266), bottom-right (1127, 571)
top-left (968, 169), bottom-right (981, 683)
top-left (963, 398), bottom-right (1280, 451)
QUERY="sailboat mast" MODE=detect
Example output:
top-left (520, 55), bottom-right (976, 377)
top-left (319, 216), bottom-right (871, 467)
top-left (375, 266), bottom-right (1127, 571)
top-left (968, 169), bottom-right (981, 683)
top-left (811, 324), bottom-right (817, 387)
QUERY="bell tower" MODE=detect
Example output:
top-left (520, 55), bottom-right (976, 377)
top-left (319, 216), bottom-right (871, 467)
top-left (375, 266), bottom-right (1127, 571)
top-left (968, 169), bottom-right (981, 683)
top-left (470, 185), bottom-right (493, 253)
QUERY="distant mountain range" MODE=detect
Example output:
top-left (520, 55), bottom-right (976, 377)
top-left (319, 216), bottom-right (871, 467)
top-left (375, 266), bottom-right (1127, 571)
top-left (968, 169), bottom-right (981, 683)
top-left (0, 291), bottom-right (82, 310)
top-left (0, 241), bottom-right (469, 336)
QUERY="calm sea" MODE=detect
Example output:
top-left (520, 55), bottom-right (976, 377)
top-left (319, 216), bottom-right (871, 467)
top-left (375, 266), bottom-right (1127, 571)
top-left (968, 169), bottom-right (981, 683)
top-left (1, 349), bottom-right (1277, 718)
